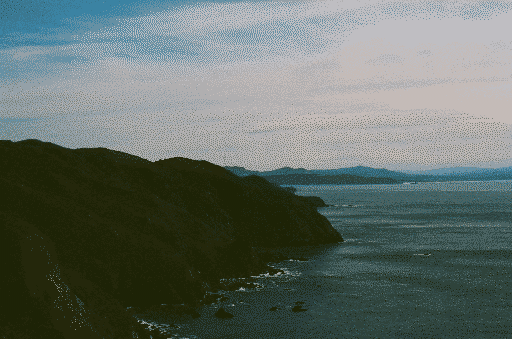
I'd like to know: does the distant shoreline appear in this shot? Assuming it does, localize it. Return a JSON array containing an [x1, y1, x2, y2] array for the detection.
[[280, 179, 512, 187], [225, 166, 512, 184]]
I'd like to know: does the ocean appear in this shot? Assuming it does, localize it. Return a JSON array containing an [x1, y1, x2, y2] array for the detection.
[[135, 181, 512, 338]]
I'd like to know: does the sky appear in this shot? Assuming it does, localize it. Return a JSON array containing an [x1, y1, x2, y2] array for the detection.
[[1, 0, 512, 171]]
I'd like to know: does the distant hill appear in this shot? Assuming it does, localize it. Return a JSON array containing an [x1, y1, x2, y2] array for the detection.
[[399, 166, 512, 181], [225, 165, 512, 183], [224, 166, 400, 185], [260, 167, 312, 176], [310, 166, 408, 180], [402, 167, 492, 176], [495, 166, 512, 175], [224, 165, 407, 179], [263, 173, 398, 185]]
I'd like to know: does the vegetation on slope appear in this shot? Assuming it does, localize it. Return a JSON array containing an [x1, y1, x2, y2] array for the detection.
[[0, 139, 343, 339]]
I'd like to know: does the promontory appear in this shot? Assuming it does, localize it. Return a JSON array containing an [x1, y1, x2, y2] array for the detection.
[[0, 139, 343, 339]]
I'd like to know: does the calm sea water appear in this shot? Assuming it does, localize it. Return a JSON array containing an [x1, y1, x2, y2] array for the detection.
[[136, 181, 512, 339]]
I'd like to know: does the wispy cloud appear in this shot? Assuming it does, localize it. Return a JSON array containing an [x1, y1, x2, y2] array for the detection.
[[1, 0, 512, 170]]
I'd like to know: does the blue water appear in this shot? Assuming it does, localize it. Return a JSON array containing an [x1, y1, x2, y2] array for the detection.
[[136, 181, 512, 338]]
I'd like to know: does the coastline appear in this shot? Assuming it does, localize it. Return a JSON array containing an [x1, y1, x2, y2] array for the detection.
[[133, 242, 342, 338], [139, 181, 512, 339], [0, 139, 343, 339]]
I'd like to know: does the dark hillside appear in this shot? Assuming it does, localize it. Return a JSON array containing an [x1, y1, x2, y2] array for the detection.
[[0, 139, 343, 339]]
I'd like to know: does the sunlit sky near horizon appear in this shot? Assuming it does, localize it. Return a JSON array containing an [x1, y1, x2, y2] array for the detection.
[[1, 0, 512, 171]]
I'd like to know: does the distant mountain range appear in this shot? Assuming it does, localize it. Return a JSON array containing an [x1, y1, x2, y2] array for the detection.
[[225, 165, 512, 184], [224, 166, 400, 185], [225, 165, 403, 178], [398, 166, 512, 181], [260, 173, 398, 186]]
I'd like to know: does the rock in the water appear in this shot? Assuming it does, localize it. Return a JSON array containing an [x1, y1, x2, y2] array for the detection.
[[266, 267, 285, 275], [201, 293, 225, 305], [219, 280, 258, 291], [215, 307, 234, 319], [269, 306, 280, 311], [291, 305, 307, 312]]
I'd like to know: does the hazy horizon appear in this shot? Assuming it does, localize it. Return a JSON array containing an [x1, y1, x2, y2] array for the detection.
[[2, 0, 511, 171], [7, 138, 512, 173], [225, 163, 512, 173]]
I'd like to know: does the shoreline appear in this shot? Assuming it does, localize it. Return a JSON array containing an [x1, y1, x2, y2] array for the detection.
[[1, 139, 344, 339], [281, 178, 512, 187], [132, 243, 341, 338]]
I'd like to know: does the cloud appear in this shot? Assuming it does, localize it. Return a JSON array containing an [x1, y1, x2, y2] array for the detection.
[[2, 0, 512, 170], [366, 54, 404, 65], [2, 32, 512, 168], [5, 0, 512, 71]]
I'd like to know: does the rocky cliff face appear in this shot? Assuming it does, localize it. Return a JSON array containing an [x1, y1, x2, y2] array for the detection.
[[0, 139, 343, 338]]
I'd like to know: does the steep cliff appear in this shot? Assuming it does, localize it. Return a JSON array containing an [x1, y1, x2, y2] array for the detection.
[[0, 139, 343, 338]]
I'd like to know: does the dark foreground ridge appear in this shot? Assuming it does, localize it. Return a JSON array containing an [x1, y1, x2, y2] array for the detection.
[[0, 139, 343, 339]]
